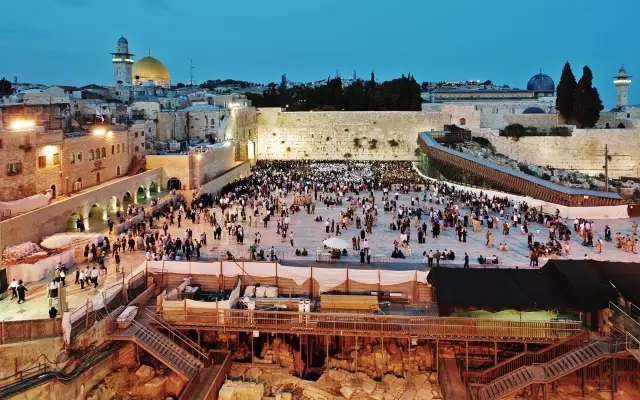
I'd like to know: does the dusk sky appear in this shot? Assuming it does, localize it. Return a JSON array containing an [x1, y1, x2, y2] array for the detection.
[[2, 0, 639, 108]]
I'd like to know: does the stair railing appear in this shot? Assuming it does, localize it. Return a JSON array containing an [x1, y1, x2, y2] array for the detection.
[[144, 308, 209, 362], [131, 320, 201, 373], [464, 330, 588, 384]]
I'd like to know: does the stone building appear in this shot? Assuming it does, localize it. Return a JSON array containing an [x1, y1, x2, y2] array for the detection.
[[0, 122, 147, 203]]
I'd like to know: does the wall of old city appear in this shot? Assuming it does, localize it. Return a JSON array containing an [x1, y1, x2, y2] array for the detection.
[[472, 128, 640, 179], [0, 169, 162, 248], [255, 108, 457, 160], [227, 107, 257, 160], [145, 142, 237, 191]]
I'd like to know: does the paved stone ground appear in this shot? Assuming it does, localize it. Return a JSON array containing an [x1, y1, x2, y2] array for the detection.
[[171, 191, 640, 267], [3, 189, 639, 321]]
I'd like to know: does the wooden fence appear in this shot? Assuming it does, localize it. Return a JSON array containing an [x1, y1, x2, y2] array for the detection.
[[0, 318, 62, 344]]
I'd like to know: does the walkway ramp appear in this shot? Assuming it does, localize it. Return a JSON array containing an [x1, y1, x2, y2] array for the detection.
[[475, 340, 619, 400], [109, 320, 203, 380], [609, 302, 640, 362]]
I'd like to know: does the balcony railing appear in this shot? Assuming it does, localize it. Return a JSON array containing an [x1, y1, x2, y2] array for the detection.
[[156, 309, 582, 342]]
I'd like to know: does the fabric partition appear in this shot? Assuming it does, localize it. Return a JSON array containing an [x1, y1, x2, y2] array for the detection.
[[349, 269, 381, 285], [243, 262, 277, 277], [379, 270, 421, 286], [222, 262, 243, 277], [145, 261, 166, 273], [7, 250, 74, 284], [189, 262, 215, 276], [186, 298, 230, 309], [0, 191, 52, 214], [312, 268, 348, 292], [277, 265, 311, 285]]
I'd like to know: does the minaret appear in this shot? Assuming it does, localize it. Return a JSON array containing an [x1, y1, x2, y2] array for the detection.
[[111, 36, 134, 85], [613, 65, 631, 109]]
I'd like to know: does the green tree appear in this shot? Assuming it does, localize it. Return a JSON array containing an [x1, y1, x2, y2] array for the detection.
[[555, 62, 576, 119], [573, 66, 603, 128], [0, 77, 12, 96]]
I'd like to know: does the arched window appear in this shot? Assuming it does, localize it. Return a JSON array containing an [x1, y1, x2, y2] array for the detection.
[[89, 150, 94, 161], [77, 151, 82, 163], [460, 118, 466, 126], [95, 148, 100, 159], [117, 166, 121, 176], [111, 145, 115, 155], [96, 172, 100, 183], [101, 147, 106, 158], [117, 144, 120, 153], [70, 152, 75, 164]]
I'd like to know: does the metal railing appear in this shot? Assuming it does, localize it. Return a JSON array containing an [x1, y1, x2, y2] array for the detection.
[[129, 320, 201, 375], [155, 308, 582, 342], [143, 308, 209, 362], [464, 330, 589, 384]]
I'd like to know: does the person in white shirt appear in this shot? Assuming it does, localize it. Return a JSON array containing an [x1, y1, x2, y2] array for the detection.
[[145, 251, 151, 261], [49, 280, 59, 298], [90, 267, 100, 288], [59, 269, 66, 286], [79, 269, 86, 289], [9, 279, 18, 300]]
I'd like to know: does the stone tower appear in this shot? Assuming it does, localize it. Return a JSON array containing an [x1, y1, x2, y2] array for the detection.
[[613, 65, 631, 108], [111, 36, 134, 85]]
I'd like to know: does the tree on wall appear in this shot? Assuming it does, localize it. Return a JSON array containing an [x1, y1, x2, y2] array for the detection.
[[556, 62, 576, 119], [573, 66, 603, 128], [0, 77, 12, 96]]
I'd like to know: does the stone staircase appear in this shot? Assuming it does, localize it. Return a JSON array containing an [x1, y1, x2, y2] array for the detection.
[[110, 320, 203, 380], [476, 340, 618, 400]]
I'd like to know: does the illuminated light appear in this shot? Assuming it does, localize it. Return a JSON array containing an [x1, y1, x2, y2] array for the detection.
[[43, 145, 57, 156], [107, 131, 114, 138], [196, 154, 202, 160], [112, 58, 123, 62], [10, 120, 35, 130], [93, 128, 106, 136], [224, 141, 231, 147]]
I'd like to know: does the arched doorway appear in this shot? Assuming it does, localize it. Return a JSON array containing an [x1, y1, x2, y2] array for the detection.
[[88, 204, 104, 229], [136, 186, 146, 203], [116, 166, 121, 176], [66, 212, 83, 231], [97, 172, 101, 184], [50, 185, 56, 199], [123, 192, 133, 210], [149, 181, 158, 195], [167, 178, 181, 191]]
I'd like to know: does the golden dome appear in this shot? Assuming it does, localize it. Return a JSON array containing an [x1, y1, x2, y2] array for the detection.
[[132, 56, 170, 81]]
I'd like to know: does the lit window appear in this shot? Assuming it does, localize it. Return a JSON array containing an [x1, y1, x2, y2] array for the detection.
[[70, 152, 75, 164], [111, 145, 115, 155], [77, 152, 82, 163], [53, 153, 60, 166], [89, 150, 94, 161], [95, 148, 100, 159], [101, 147, 106, 158]]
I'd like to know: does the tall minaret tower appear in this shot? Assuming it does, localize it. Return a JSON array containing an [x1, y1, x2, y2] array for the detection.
[[111, 36, 134, 85], [613, 65, 631, 109]]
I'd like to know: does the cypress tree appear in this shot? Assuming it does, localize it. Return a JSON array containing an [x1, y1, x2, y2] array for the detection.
[[573, 66, 604, 128], [555, 62, 576, 119]]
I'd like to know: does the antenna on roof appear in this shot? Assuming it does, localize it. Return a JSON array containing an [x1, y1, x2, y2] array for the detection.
[[148, 48, 151, 57], [189, 58, 195, 86]]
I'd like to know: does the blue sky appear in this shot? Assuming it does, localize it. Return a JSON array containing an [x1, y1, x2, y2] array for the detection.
[[1, 0, 638, 108]]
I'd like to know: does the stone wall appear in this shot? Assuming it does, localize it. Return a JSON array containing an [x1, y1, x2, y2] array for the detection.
[[503, 113, 565, 127], [255, 108, 453, 160], [0, 169, 162, 248], [146, 143, 237, 191], [473, 128, 640, 179], [0, 337, 64, 379]]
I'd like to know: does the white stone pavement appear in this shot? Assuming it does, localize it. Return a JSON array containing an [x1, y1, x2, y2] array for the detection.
[[166, 191, 640, 268]]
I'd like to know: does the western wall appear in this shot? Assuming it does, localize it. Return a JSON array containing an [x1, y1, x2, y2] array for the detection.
[[255, 107, 479, 161]]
